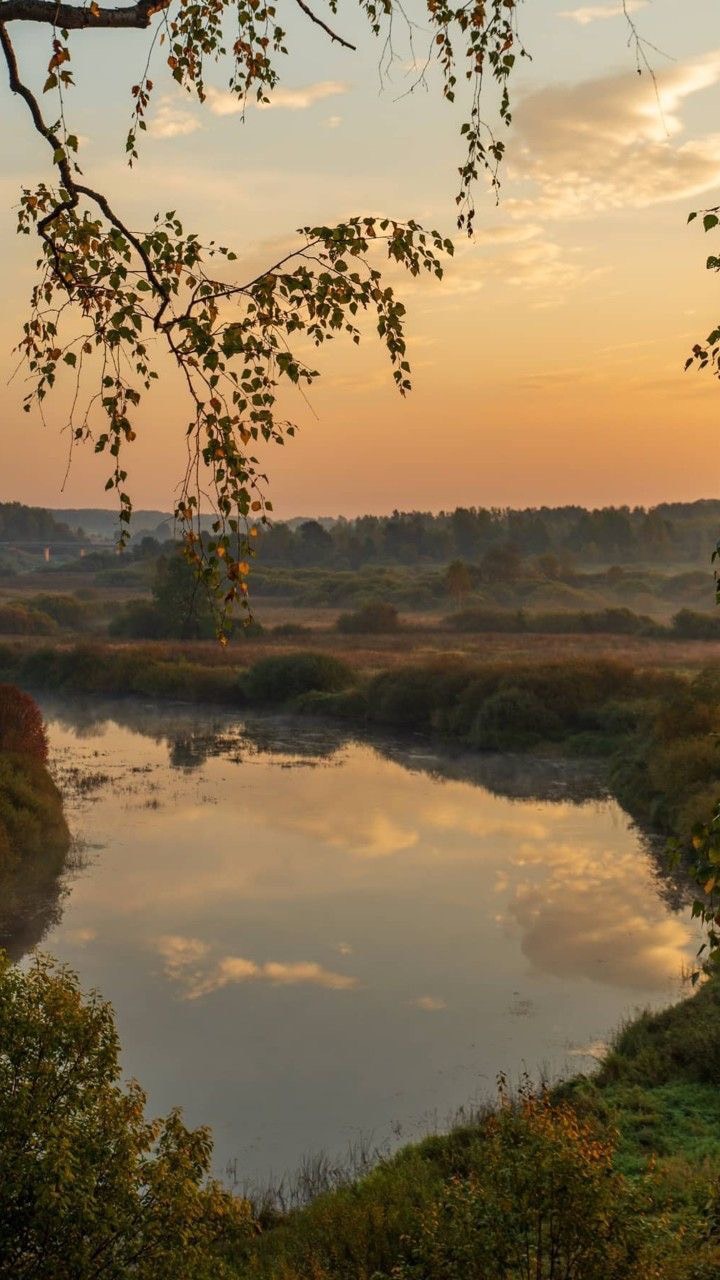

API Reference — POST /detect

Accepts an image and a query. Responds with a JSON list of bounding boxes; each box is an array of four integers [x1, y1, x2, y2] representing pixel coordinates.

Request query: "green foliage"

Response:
[[5, 643, 240, 704], [0, 602, 58, 636], [392, 1086, 635, 1280], [109, 597, 167, 639], [336, 601, 401, 634], [32, 593, 89, 630], [672, 609, 720, 639], [0, 955, 251, 1278], [596, 980, 720, 1089], [467, 685, 559, 750], [448, 606, 662, 636], [244, 653, 355, 703], [0, 753, 70, 957]]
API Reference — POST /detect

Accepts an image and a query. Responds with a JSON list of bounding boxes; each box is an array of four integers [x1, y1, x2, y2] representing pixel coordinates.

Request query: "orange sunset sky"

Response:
[[0, 0, 718, 517]]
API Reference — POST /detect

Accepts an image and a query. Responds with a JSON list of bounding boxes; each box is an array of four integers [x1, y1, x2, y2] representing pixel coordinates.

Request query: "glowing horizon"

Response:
[[0, 0, 718, 517]]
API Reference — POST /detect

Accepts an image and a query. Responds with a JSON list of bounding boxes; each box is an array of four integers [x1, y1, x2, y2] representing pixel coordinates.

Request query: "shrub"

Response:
[[0, 685, 48, 761], [32, 593, 88, 629], [0, 956, 251, 1276], [0, 603, 57, 635], [244, 652, 355, 703], [468, 685, 559, 750], [447, 608, 525, 633], [0, 753, 71, 956], [0, 752, 67, 861], [367, 663, 473, 731], [336, 601, 400, 634], [109, 599, 166, 639], [597, 979, 720, 1088], [672, 610, 720, 640], [393, 1086, 636, 1280]]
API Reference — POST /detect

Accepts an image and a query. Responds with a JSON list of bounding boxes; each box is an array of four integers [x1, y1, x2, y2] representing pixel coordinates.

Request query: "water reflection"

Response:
[[0, 847, 68, 961], [21, 696, 699, 1179]]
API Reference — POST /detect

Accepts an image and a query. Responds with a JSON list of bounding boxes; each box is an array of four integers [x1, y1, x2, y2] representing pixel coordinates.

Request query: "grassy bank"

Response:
[[0, 686, 71, 957], [1, 642, 719, 855], [220, 982, 720, 1280]]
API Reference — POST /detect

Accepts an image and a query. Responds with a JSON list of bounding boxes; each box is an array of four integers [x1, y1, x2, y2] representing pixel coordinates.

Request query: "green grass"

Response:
[[224, 985, 720, 1279]]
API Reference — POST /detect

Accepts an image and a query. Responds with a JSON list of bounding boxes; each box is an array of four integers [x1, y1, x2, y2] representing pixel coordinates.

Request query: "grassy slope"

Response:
[[226, 984, 720, 1279]]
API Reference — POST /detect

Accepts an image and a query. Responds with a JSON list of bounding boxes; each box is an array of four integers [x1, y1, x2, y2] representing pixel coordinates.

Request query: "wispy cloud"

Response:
[[508, 54, 720, 217], [155, 935, 359, 1000], [151, 95, 202, 139], [559, 0, 647, 24], [411, 995, 447, 1011], [206, 81, 349, 117]]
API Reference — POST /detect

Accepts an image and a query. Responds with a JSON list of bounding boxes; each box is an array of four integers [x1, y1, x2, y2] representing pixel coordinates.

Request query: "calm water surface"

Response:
[[18, 699, 698, 1181]]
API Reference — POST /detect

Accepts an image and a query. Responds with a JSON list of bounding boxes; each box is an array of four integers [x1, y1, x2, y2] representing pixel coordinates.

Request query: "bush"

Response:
[[598, 980, 720, 1088], [0, 753, 71, 956], [244, 652, 356, 703], [108, 599, 166, 639], [447, 606, 661, 637], [336, 601, 400, 634], [0, 956, 251, 1276], [468, 685, 560, 750], [672, 610, 720, 640], [393, 1086, 636, 1280], [367, 662, 473, 731], [32, 593, 89, 630], [0, 603, 57, 636], [0, 684, 48, 761], [448, 608, 526, 633]]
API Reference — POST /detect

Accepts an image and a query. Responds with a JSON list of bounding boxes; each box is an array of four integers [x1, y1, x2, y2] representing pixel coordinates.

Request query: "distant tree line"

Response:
[[0, 502, 82, 544], [253, 501, 720, 571]]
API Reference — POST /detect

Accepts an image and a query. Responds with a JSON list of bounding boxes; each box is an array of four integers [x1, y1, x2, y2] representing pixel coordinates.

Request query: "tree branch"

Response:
[[0, 0, 169, 29], [293, 0, 355, 51], [0, 22, 170, 321]]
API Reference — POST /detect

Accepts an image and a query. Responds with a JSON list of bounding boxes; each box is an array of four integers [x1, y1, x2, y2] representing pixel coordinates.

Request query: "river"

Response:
[[8, 697, 698, 1186]]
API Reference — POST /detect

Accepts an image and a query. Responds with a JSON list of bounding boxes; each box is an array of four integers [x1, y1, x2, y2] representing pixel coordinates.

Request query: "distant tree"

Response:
[[0, 954, 251, 1277], [298, 520, 334, 565], [445, 559, 473, 606], [533, 552, 563, 582], [479, 543, 523, 585], [151, 552, 216, 639]]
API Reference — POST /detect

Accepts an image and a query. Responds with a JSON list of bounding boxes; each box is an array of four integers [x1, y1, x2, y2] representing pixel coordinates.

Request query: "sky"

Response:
[[0, 0, 719, 517]]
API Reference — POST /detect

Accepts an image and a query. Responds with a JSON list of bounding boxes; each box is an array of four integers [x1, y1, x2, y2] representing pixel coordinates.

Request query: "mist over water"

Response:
[[20, 699, 697, 1182]]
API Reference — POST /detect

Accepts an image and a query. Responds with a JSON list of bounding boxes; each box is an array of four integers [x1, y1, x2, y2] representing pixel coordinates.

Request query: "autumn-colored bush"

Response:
[[392, 1085, 636, 1280], [0, 684, 48, 762]]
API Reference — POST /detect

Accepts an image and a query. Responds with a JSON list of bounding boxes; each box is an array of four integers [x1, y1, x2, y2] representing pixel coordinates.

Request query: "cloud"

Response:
[[498, 841, 693, 990], [559, 0, 647, 24], [411, 995, 447, 1011], [437, 235, 603, 302], [509, 55, 720, 217], [151, 95, 202, 139], [155, 935, 358, 999], [206, 81, 348, 117]]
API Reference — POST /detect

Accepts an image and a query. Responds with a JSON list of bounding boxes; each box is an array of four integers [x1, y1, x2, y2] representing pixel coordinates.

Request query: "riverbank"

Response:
[[0, 685, 71, 957], [2, 663, 720, 1276], [2, 641, 719, 856], [221, 979, 720, 1280]]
